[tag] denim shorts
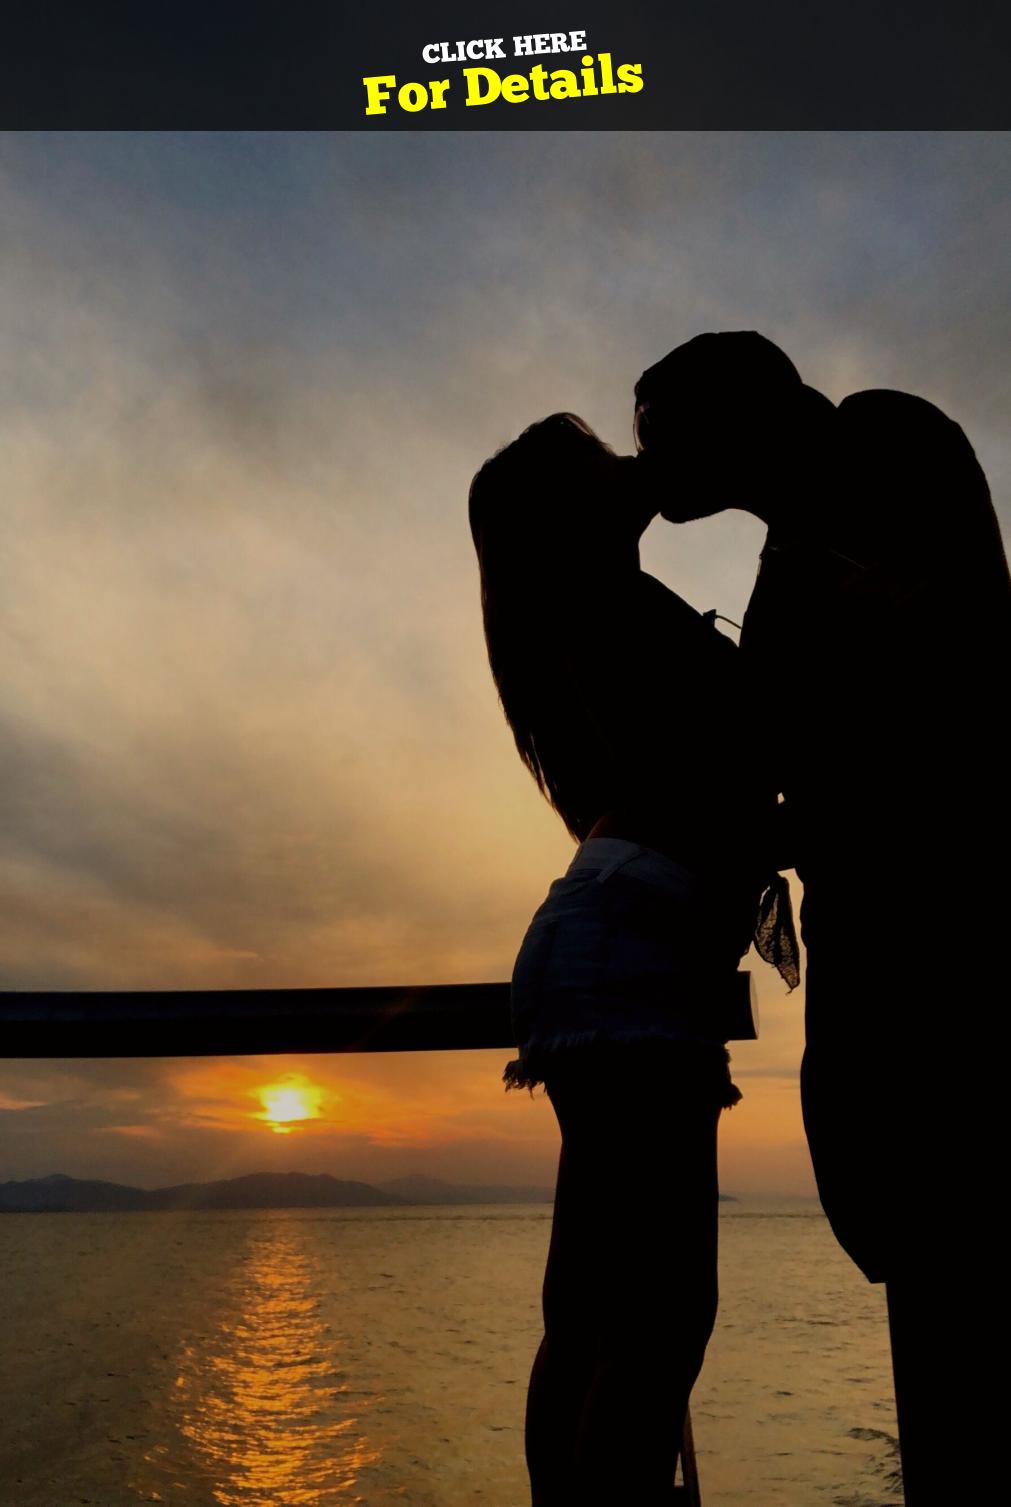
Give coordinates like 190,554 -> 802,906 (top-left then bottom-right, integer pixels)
503,838 -> 755,1101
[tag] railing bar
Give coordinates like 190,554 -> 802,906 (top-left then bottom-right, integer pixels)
0,983 -> 514,1058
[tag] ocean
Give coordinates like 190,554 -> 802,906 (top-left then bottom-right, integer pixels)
0,1203 -> 902,1506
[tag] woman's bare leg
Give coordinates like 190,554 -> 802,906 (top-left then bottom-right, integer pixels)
524,1051 -> 722,1506
524,1143 -> 600,1504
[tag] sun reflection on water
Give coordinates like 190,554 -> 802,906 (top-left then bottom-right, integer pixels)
143,1226 -> 379,1505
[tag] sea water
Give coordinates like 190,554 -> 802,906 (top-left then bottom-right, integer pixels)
0,1203 -> 901,1506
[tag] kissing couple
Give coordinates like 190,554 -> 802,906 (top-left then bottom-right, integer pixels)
468,332 -> 1009,1506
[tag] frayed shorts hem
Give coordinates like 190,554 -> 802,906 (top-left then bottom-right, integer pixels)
503,1034 -> 742,1110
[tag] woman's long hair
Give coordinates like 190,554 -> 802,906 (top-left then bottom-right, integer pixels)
468,413 -> 627,838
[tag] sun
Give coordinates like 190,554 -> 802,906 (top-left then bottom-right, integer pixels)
253,1074 -> 325,1134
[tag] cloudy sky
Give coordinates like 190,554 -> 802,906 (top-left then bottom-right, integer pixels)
1,132 -> 1007,1194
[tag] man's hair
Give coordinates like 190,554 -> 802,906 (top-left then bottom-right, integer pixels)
633,331 -> 839,484
633,330 -> 821,455
635,331 -> 802,415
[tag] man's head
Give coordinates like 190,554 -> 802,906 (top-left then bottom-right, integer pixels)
634,331 -> 835,523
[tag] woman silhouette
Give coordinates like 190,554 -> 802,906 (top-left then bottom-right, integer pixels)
469,413 -> 796,1506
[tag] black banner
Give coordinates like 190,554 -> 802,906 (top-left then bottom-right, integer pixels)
2,1 -> 1008,129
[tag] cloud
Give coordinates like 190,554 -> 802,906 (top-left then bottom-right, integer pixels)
0,132 -> 1005,1192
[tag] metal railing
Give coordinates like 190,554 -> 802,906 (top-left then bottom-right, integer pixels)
0,982 -> 513,1057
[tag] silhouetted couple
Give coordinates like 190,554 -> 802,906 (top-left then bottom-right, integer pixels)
469,332 -> 1009,1506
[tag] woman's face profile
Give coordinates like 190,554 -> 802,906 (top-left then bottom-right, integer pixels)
571,442 -> 654,545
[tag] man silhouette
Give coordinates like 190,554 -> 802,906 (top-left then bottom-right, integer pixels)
633,331 -> 1009,1502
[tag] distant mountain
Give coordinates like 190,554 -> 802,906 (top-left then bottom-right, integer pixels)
379,1174 -> 554,1205
0,1171 -> 406,1213
0,1172 -> 150,1213
0,1171 -> 736,1213
146,1172 -> 408,1211
0,1170 -> 552,1213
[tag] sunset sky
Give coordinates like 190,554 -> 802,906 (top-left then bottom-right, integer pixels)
2,132 -> 1008,1195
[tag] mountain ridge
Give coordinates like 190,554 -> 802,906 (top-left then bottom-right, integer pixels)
0,1170 -> 556,1212
0,1170 -> 736,1212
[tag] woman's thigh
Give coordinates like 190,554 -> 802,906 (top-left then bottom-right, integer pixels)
542,1045 -> 722,1348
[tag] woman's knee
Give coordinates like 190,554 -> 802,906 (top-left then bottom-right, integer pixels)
544,1247 -> 718,1357
542,1243 -> 717,1373
611,1274 -> 718,1344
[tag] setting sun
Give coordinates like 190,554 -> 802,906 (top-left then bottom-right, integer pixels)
253,1075 -> 326,1134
